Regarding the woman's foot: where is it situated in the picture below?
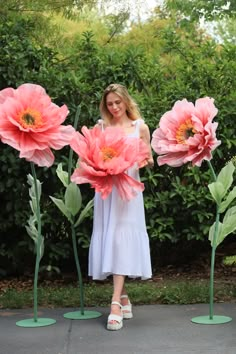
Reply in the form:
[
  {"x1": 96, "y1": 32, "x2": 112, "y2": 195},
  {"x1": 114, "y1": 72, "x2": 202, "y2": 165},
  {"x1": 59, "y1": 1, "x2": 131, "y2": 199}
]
[
  {"x1": 107, "y1": 301, "x2": 123, "y2": 331},
  {"x1": 121, "y1": 295, "x2": 133, "y2": 319}
]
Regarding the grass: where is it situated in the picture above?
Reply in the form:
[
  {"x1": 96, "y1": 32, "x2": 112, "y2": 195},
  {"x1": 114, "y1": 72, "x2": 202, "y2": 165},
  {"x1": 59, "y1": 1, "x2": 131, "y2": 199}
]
[{"x1": 1, "y1": 278, "x2": 236, "y2": 309}]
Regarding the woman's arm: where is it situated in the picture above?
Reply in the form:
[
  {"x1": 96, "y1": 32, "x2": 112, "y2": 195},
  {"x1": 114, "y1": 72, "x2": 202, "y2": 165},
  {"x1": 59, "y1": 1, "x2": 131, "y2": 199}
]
[{"x1": 139, "y1": 122, "x2": 154, "y2": 168}]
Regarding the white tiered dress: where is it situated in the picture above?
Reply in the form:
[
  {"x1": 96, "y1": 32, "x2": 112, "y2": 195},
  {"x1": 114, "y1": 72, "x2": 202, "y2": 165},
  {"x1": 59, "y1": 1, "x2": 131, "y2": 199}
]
[{"x1": 88, "y1": 119, "x2": 152, "y2": 280}]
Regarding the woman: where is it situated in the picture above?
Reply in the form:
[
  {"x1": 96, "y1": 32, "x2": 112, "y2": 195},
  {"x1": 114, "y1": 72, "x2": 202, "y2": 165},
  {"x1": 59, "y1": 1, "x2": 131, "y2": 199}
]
[{"x1": 89, "y1": 83, "x2": 153, "y2": 330}]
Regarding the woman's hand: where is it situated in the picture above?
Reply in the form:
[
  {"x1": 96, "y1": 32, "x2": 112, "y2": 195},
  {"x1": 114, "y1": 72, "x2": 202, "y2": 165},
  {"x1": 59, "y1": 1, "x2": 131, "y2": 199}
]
[
  {"x1": 139, "y1": 157, "x2": 154, "y2": 168},
  {"x1": 147, "y1": 157, "x2": 154, "y2": 168},
  {"x1": 139, "y1": 123, "x2": 154, "y2": 169}
]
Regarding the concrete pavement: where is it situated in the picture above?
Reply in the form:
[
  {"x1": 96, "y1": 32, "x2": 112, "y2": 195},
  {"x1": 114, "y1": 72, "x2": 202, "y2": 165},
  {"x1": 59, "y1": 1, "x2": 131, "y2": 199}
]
[{"x1": 0, "y1": 303, "x2": 236, "y2": 354}]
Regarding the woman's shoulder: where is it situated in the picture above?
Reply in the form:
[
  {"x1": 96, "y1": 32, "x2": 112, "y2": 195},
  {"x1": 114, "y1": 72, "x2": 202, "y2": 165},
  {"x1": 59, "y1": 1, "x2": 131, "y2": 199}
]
[
  {"x1": 134, "y1": 118, "x2": 148, "y2": 129},
  {"x1": 137, "y1": 119, "x2": 150, "y2": 136},
  {"x1": 131, "y1": 118, "x2": 144, "y2": 125}
]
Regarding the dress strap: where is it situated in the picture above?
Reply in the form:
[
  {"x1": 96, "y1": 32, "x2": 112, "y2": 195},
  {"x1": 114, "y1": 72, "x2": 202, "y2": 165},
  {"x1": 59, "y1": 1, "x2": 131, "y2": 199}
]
[
  {"x1": 97, "y1": 119, "x2": 105, "y2": 131},
  {"x1": 131, "y1": 118, "x2": 144, "y2": 136}
]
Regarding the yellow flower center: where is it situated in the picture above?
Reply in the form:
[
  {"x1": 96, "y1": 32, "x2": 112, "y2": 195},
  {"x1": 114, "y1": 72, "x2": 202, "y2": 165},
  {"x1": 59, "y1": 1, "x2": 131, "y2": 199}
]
[
  {"x1": 101, "y1": 146, "x2": 118, "y2": 161},
  {"x1": 18, "y1": 108, "x2": 43, "y2": 129},
  {"x1": 176, "y1": 119, "x2": 197, "y2": 144}
]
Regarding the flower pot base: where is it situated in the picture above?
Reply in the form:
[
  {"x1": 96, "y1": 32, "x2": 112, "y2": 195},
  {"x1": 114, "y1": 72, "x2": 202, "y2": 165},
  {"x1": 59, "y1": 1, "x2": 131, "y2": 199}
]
[
  {"x1": 16, "y1": 318, "x2": 56, "y2": 327},
  {"x1": 63, "y1": 310, "x2": 102, "y2": 320},
  {"x1": 191, "y1": 315, "x2": 232, "y2": 324}
]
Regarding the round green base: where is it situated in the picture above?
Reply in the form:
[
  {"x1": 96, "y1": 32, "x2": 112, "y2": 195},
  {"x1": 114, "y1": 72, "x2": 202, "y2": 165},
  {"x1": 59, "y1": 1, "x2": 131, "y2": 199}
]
[
  {"x1": 63, "y1": 310, "x2": 102, "y2": 320},
  {"x1": 16, "y1": 318, "x2": 56, "y2": 328},
  {"x1": 191, "y1": 315, "x2": 232, "y2": 325}
]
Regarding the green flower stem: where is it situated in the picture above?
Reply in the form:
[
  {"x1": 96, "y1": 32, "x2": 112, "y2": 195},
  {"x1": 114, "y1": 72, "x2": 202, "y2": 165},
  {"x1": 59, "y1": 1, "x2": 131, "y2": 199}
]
[
  {"x1": 71, "y1": 223, "x2": 85, "y2": 315},
  {"x1": 30, "y1": 162, "x2": 41, "y2": 322},
  {"x1": 207, "y1": 160, "x2": 217, "y2": 181},
  {"x1": 207, "y1": 160, "x2": 218, "y2": 320},
  {"x1": 68, "y1": 105, "x2": 81, "y2": 180},
  {"x1": 67, "y1": 104, "x2": 85, "y2": 314}
]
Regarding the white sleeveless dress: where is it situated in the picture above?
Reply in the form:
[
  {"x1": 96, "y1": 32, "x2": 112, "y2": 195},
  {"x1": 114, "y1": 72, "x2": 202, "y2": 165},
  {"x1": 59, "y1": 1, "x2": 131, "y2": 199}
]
[{"x1": 88, "y1": 119, "x2": 152, "y2": 280}]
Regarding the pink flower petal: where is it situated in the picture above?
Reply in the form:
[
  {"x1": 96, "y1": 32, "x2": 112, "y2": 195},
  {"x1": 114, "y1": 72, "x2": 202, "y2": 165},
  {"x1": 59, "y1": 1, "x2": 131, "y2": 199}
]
[
  {"x1": 20, "y1": 148, "x2": 55, "y2": 167},
  {"x1": 0, "y1": 83, "x2": 73, "y2": 167},
  {"x1": 113, "y1": 173, "x2": 144, "y2": 201},
  {"x1": 151, "y1": 97, "x2": 221, "y2": 167},
  {"x1": 0, "y1": 88, "x2": 15, "y2": 104},
  {"x1": 157, "y1": 152, "x2": 188, "y2": 167},
  {"x1": 70, "y1": 125, "x2": 149, "y2": 200}
]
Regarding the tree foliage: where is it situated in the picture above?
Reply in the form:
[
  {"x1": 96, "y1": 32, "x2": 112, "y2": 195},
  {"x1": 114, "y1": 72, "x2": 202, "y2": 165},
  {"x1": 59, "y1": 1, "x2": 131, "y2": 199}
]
[
  {"x1": 0, "y1": 0, "x2": 98, "y2": 18},
  {"x1": 165, "y1": 0, "x2": 236, "y2": 21},
  {"x1": 216, "y1": 18, "x2": 236, "y2": 44}
]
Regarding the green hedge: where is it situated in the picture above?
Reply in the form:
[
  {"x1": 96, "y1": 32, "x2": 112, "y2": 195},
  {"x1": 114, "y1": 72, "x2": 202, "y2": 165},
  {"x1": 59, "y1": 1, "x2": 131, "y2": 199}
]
[{"x1": 0, "y1": 15, "x2": 235, "y2": 277}]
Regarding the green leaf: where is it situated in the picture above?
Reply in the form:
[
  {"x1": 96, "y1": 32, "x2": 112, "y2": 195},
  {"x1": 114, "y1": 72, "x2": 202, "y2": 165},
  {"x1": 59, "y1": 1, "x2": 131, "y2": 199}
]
[
  {"x1": 219, "y1": 186, "x2": 236, "y2": 213},
  {"x1": 65, "y1": 182, "x2": 82, "y2": 216},
  {"x1": 208, "y1": 181, "x2": 225, "y2": 205},
  {"x1": 74, "y1": 198, "x2": 94, "y2": 228},
  {"x1": 223, "y1": 206, "x2": 236, "y2": 223},
  {"x1": 218, "y1": 217, "x2": 236, "y2": 246},
  {"x1": 26, "y1": 215, "x2": 39, "y2": 243},
  {"x1": 208, "y1": 221, "x2": 223, "y2": 248},
  {"x1": 209, "y1": 206, "x2": 236, "y2": 247},
  {"x1": 217, "y1": 161, "x2": 235, "y2": 193},
  {"x1": 56, "y1": 163, "x2": 69, "y2": 187},
  {"x1": 27, "y1": 173, "x2": 42, "y2": 200},
  {"x1": 29, "y1": 199, "x2": 37, "y2": 215},
  {"x1": 38, "y1": 237, "x2": 45, "y2": 261},
  {"x1": 25, "y1": 212, "x2": 45, "y2": 260},
  {"x1": 223, "y1": 255, "x2": 236, "y2": 266},
  {"x1": 208, "y1": 162, "x2": 235, "y2": 205},
  {"x1": 25, "y1": 225, "x2": 37, "y2": 243},
  {"x1": 50, "y1": 196, "x2": 72, "y2": 222}
]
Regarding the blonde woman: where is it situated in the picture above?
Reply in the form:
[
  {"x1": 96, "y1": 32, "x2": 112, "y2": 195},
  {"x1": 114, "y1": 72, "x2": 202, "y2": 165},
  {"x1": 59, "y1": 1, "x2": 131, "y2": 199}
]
[{"x1": 89, "y1": 84, "x2": 153, "y2": 330}]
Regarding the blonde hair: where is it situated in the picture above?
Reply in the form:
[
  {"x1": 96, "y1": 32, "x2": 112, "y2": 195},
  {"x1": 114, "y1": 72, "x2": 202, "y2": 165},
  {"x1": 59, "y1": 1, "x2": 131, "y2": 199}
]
[{"x1": 99, "y1": 83, "x2": 142, "y2": 123}]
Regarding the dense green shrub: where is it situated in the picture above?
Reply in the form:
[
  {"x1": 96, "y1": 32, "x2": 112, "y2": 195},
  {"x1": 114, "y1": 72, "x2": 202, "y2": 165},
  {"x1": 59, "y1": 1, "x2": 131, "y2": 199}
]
[{"x1": 0, "y1": 13, "x2": 235, "y2": 277}]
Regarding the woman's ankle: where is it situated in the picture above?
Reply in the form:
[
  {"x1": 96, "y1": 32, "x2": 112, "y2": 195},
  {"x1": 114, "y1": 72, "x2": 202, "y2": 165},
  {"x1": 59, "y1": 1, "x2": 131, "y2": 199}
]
[
  {"x1": 120, "y1": 294, "x2": 129, "y2": 306},
  {"x1": 110, "y1": 302, "x2": 122, "y2": 316}
]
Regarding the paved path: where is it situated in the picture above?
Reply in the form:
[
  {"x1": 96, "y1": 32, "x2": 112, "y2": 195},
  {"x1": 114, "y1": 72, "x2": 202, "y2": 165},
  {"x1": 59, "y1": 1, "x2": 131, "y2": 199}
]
[{"x1": 0, "y1": 303, "x2": 235, "y2": 354}]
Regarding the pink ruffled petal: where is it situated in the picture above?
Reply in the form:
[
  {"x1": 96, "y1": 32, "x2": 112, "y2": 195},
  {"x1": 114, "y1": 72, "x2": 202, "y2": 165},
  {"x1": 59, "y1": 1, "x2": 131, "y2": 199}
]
[
  {"x1": 0, "y1": 83, "x2": 72, "y2": 166},
  {"x1": 113, "y1": 173, "x2": 144, "y2": 201},
  {"x1": 95, "y1": 176, "x2": 113, "y2": 199},
  {"x1": 151, "y1": 97, "x2": 221, "y2": 167},
  {"x1": 20, "y1": 148, "x2": 55, "y2": 167},
  {"x1": 157, "y1": 152, "x2": 187, "y2": 167},
  {"x1": 0, "y1": 88, "x2": 15, "y2": 104},
  {"x1": 69, "y1": 124, "x2": 149, "y2": 200}
]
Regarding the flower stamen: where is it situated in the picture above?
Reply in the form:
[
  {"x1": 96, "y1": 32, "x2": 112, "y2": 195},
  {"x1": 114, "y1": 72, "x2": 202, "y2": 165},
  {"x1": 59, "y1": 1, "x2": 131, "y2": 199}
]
[
  {"x1": 18, "y1": 108, "x2": 43, "y2": 129},
  {"x1": 176, "y1": 119, "x2": 197, "y2": 144},
  {"x1": 101, "y1": 146, "x2": 118, "y2": 161}
]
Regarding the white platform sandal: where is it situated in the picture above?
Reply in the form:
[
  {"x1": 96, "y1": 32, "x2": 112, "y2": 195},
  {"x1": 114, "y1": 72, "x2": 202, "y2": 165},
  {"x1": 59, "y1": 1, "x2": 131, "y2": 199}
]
[
  {"x1": 121, "y1": 295, "x2": 133, "y2": 319},
  {"x1": 107, "y1": 301, "x2": 123, "y2": 331}
]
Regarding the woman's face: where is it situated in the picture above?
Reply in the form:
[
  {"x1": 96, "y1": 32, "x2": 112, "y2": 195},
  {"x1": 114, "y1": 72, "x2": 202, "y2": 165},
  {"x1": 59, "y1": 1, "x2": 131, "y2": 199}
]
[{"x1": 106, "y1": 92, "x2": 127, "y2": 120}]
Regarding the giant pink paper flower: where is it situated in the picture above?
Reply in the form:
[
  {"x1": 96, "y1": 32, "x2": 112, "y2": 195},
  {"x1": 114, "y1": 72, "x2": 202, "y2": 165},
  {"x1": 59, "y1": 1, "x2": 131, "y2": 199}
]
[
  {"x1": 151, "y1": 97, "x2": 221, "y2": 167},
  {"x1": 70, "y1": 125, "x2": 149, "y2": 200},
  {"x1": 0, "y1": 83, "x2": 74, "y2": 167}
]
